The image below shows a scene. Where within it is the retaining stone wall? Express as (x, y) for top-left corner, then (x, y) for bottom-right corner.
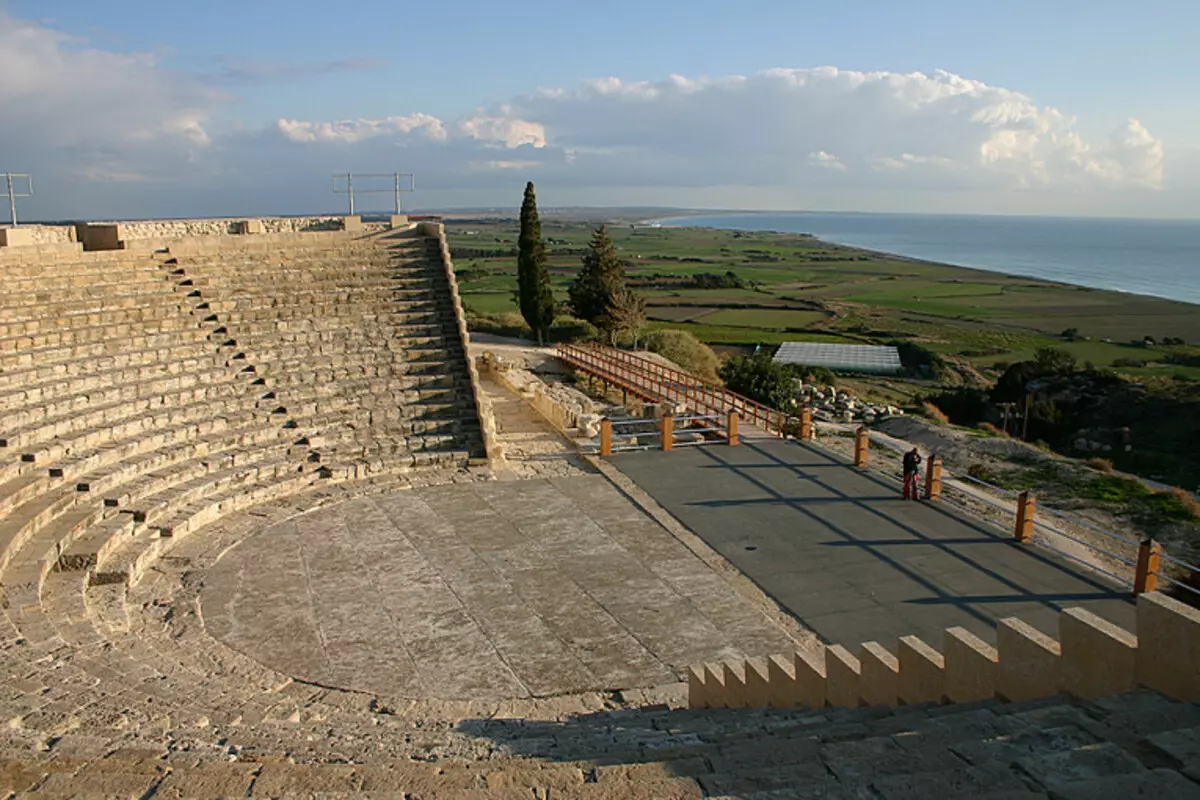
(691, 591), (1200, 709)
(420, 221), (498, 466)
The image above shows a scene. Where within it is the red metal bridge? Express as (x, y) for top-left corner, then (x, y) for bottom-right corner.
(555, 342), (803, 438)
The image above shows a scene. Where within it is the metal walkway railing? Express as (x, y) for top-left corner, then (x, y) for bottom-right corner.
(556, 342), (792, 436)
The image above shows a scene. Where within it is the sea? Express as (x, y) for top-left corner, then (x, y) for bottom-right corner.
(650, 212), (1200, 306)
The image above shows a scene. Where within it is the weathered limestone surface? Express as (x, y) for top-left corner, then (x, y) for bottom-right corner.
(201, 477), (802, 700)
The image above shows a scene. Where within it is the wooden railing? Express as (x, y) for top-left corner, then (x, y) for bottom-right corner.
(556, 342), (791, 436)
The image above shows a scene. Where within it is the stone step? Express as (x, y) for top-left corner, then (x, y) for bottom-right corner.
(0, 289), (183, 324)
(0, 311), (201, 354)
(0, 275), (175, 306)
(96, 468), (321, 585)
(1, 364), (237, 431)
(2, 397), (288, 485)
(0, 355), (229, 417)
(0, 326), (212, 375)
(0, 378), (249, 452)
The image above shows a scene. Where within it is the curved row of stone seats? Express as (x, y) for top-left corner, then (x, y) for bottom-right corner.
(167, 229), (486, 472)
(0, 245), (336, 616)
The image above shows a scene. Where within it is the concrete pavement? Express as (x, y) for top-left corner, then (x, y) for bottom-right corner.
(609, 439), (1136, 647)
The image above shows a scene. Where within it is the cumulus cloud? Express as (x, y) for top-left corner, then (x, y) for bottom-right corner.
(0, 13), (217, 182)
(277, 114), (448, 144)
(809, 151), (847, 171)
(0, 11), (1176, 219)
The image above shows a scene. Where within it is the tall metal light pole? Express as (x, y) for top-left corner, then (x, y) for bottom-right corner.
(334, 173), (413, 216)
(3, 173), (33, 227)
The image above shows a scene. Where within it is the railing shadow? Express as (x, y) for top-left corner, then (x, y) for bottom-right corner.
(610, 439), (1132, 639)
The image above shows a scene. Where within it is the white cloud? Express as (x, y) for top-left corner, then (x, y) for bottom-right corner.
(277, 114), (447, 144)
(0, 11), (1182, 219)
(809, 151), (847, 171)
(457, 114), (546, 148)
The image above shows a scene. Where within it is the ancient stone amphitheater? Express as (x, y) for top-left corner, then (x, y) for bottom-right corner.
(0, 216), (1197, 798)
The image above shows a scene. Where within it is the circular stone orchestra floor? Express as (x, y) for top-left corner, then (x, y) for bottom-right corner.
(200, 476), (799, 701)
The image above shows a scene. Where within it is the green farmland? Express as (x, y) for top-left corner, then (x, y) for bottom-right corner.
(449, 216), (1200, 372)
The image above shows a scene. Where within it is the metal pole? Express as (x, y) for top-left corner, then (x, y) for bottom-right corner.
(347, 173), (354, 215)
(6, 174), (16, 227)
(394, 173), (401, 214)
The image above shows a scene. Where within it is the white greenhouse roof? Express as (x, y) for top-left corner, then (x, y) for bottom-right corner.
(773, 342), (903, 374)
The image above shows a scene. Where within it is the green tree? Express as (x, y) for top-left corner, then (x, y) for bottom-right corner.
(1034, 347), (1077, 375)
(516, 182), (555, 345)
(569, 225), (625, 325)
(602, 287), (646, 347)
(719, 353), (799, 410)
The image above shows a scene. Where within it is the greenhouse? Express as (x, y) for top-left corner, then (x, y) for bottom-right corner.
(773, 342), (903, 375)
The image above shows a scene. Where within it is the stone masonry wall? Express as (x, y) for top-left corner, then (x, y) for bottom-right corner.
(1, 224), (74, 244)
(690, 591), (1200, 710)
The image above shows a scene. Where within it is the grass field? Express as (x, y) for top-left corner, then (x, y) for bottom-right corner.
(450, 218), (1200, 375)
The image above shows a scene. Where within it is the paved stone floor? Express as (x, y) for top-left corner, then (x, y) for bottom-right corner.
(200, 476), (803, 701)
(609, 439), (1137, 647)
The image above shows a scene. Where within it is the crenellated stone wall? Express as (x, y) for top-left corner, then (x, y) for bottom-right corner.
(690, 591), (1200, 710)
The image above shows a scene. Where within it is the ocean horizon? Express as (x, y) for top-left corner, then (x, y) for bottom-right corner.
(651, 211), (1200, 306)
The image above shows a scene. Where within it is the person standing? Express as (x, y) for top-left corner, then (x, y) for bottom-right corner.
(902, 447), (923, 500)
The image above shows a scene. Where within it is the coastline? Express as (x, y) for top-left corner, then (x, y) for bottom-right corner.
(645, 215), (1200, 311)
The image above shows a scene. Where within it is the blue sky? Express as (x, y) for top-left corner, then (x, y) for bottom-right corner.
(3, 1), (1198, 218)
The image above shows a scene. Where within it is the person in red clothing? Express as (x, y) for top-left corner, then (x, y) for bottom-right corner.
(902, 447), (922, 500)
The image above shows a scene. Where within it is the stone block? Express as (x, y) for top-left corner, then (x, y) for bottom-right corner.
(825, 644), (861, 708)
(342, 215), (363, 233)
(1060, 607), (1137, 700)
(0, 227), (34, 247)
(687, 664), (708, 708)
(418, 221), (445, 237)
(237, 219), (264, 235)
(859, 641), (899, 707)
(704, 662), (730, 709)
(765, 653), (799, 708)
(794, 647), (827, 710)
(743, 657), (771, 708)
(898, 634), (945, 705)
(997, 617), (1061, 702)
(78, 223), (125, 251)
(944, 626), (998, 702)
(722, 660), (749, 708)
(1136, 591), (1200, 702)
(389, 214), (410, 228)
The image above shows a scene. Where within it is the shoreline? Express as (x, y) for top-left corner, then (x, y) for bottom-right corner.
(645, 216), (1200, 311)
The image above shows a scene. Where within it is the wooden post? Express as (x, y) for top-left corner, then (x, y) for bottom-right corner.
(854, 427), (869, 469)
(727, 411), (739, 447)
(924, 455), (943, 501)
(600, 418), (613, 457)
(1014, 491), (1035, 543)
(661, 414), (674, 452)
(800, 406), (813, 440)
(1134, 539), (1161, 595)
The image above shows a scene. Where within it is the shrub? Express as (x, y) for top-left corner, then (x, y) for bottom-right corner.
(720, 352), (798, 409)
(547, 317), (600, 344)
(968, 463), (1001, 484)
(1083, 475), (1150, 504)
(922, 401), (950, 425)
(1085, 457), (1115, 473)
(978, 422), (1010, 438)
(1160, 487), (1200, 521)
(466, 310), (529, 339)
(643, 329), (722, 383)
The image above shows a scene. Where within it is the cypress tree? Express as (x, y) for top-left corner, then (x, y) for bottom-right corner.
(569, 225), (625, 325)
(516, 182), (555, 345)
